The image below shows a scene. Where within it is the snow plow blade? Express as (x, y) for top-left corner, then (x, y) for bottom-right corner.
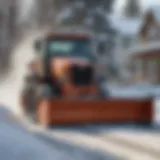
(37, 98), (153, 126)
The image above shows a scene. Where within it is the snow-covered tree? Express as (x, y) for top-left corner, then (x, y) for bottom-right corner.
(34, 0), (70, 27)
(0, 0), (18, 75)
(123, 0), (141, 18)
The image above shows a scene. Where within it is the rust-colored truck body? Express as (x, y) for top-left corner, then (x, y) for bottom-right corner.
(20, 31), (153, 126)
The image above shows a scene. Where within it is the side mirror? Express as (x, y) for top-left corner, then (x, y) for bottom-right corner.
(34, 39), (41, 51)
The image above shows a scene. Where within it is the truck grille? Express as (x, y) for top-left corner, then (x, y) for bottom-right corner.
(71, 65), (93, 86)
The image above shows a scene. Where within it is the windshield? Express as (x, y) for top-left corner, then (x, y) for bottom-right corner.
(46, 37), (93, 58)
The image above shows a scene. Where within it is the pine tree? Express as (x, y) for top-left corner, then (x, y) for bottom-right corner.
(0, 0), (18, 76)
(123, 0), (141, 18)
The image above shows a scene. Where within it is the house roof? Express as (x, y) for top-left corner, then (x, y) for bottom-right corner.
(110, 6), (160, 36)
(125, 41), (160, 58)
(108, 14), (142, 36)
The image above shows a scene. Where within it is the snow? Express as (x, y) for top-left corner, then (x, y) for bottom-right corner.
(153, 99), (160, 126)
(125, 41), (160, 56)
(0, 107), (67, 160)
(0, 28), (50, 116)
(0, 107), (118, 160)
(108, 84), (160, 98)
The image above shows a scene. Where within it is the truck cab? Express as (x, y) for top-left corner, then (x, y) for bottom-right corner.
(31, 32), (98, 98)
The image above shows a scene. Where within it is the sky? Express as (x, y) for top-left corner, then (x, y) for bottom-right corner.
(115, 0), (160, 13)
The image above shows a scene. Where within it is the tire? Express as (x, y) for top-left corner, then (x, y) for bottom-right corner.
(21, 74), (39, 123)
(22, 80), (57, 125)
(36, 84), (56, 128)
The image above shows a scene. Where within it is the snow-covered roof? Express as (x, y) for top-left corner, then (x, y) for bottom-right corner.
(108, 14), (142, 36)
(125, 41), (160, 56)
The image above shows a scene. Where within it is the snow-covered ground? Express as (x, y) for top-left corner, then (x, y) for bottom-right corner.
(154, 99), (160, 126)
(0, 28), (50, 115)
(0, 107), (118, 160)
(0, 108), (65, 160)
(107, 83), (160, 97)
(30, 123), (160, 160)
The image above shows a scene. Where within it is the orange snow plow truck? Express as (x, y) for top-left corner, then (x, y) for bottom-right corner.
(20, 31), (153, 127)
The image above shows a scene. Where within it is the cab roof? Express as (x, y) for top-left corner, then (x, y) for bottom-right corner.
(46, 32), (91, 39)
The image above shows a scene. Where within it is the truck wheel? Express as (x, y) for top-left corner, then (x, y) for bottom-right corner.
(21, 74), (39, 123)
(37, 84), (56, 128)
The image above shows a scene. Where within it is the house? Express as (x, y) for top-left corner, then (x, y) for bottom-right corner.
(128, 43), (160, 84)
(139, 7), (160, 43)
(127, 7), (160, 84)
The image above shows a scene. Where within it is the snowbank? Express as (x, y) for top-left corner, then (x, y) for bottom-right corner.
(0, 28), (49, 116)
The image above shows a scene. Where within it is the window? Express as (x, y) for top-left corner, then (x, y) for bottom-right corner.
(49, 42), (74, 53)
(46, 37), (93, 59)
(147, 60), (157, 82)
(135, 59), (143, 76)
(122, 36), (131, 48)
